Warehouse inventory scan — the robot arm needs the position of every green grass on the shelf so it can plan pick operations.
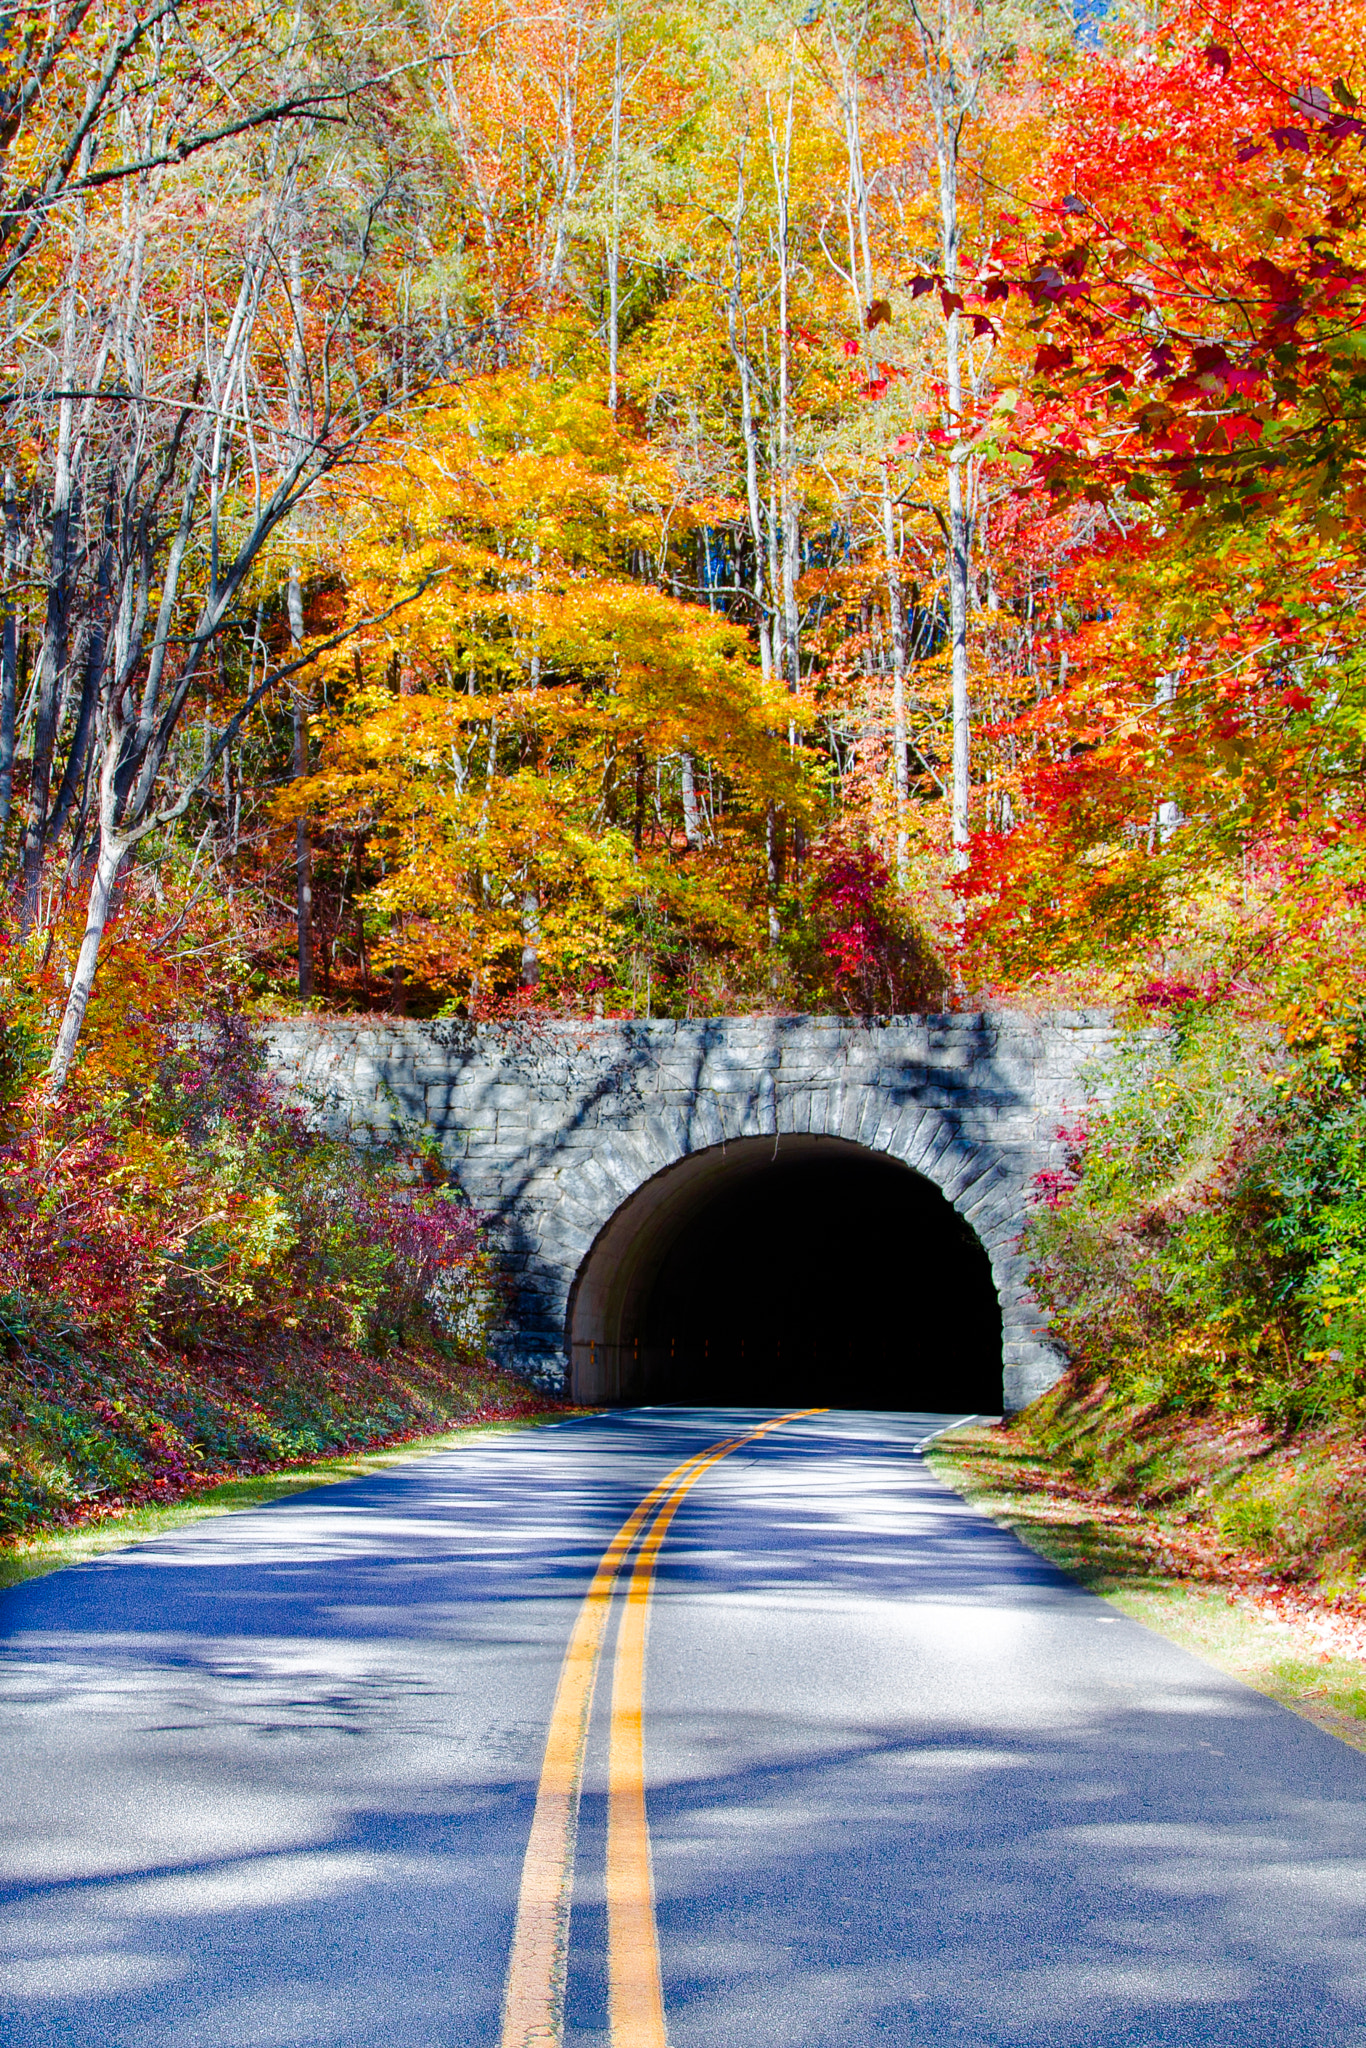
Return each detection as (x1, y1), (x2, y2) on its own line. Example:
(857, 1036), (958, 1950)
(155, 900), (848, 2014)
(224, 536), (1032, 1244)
(928, 1423), (1366, 1755)
(0, 1411), (579, 1590)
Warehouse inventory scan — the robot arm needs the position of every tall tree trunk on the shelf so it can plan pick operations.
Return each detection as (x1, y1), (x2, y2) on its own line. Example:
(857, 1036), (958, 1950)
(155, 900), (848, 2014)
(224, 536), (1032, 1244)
(925, 15), (973, 858)
(726, 175), (772, 682)
(284, 216), (314, 1005)
(20, 143), (112, 924)
(946, 431), (971, 857)
(0, 470), (18, 833)
(518, 559), (542, 987)
(767, 467), (782, 682)
(768, 70), (800, 694)
(288, 560), (313, 1001)
(882, 486), (910, 887)
(830, 20), (910, 887)
(47, 509), (112, 848)
(47, 828), (126, 1091)
(520, 888), (541, 987)
(681, 751), (702, 849)
(1155, 671), (1183, 843)
(21, 432), (76, 927)
(606, 0), (623, 413)
(765, 799), (782, 973)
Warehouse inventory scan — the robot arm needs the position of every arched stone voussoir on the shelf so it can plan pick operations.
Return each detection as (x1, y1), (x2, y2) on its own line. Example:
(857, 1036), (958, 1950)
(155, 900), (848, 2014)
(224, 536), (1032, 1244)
(900, 1110), (955, 1175)
(939, 1148), (1000, 1207)
(877, 1104), (926, 1160)
(956, 1159), (1019, 1208)
(588, 1136), (671, 1194)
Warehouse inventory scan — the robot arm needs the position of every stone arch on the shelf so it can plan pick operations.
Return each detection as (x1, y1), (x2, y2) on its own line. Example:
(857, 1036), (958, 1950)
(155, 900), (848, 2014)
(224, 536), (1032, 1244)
(557, 1110), (1031, 1410)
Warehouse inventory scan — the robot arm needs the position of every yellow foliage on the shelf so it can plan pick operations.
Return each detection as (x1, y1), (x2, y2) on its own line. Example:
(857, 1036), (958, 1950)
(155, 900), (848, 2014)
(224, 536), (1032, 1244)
(284, 369), (816, 1005)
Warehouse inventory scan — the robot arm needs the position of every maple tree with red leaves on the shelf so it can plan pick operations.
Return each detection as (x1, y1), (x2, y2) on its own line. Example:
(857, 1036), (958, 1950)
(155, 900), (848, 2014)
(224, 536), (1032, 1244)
(948, 0), (1366, 1008)
(1012, 5), (1366, 520)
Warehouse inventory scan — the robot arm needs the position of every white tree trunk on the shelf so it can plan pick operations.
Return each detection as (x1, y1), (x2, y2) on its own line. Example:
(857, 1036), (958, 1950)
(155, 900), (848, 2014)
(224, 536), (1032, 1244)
(926, 8), (974, 859)
(1155, 671), (1184, 842)
(765, 799), (782, 969)
(769, 72), (800, 695)
(0, 468), (18, 831)
(289, 559), (313, 1001)
(726, 176), (772, 683)
(607, 0), (623, 412)
(831, 15), (909, 885)
(520, 888), (541, 987)
(882, 485), (910, 887)
(47, 831), (126, 1091)
(681, 751), (702, 848)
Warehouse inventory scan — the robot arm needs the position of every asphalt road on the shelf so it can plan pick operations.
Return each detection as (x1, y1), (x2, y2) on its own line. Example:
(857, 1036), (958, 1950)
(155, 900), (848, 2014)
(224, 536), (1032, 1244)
(3, 1407), (1366, 2047)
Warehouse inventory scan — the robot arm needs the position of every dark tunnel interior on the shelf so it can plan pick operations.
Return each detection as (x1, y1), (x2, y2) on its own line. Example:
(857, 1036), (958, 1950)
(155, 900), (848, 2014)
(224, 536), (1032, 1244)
(568, 1138), (1003, 1413)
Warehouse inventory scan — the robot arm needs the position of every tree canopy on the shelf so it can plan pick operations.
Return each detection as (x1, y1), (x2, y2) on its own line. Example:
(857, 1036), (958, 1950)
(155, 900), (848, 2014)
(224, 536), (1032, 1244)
(0, 0), (1359, 1074)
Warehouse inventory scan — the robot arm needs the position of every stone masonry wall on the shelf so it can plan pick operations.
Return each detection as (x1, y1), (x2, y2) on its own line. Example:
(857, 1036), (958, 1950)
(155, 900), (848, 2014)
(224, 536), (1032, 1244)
(262, 1011), (1115, 1410)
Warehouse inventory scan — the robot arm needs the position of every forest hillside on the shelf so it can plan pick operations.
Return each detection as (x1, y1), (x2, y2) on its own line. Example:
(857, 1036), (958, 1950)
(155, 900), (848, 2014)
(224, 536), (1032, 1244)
(3, 0), (1366, 1597)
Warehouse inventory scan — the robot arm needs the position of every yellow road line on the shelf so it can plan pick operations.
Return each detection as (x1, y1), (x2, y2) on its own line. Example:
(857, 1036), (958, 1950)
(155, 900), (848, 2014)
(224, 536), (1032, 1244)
(500, 1411), (823, 2048)
(606, 1411), (827, 2048)
(499, 1439), (739, 2048)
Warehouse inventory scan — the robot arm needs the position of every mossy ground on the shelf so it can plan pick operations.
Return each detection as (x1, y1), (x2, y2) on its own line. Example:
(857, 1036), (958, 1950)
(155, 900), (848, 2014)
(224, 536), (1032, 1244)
(929, 1421), (1366, 1755)
(1, 1297), (571, 1543)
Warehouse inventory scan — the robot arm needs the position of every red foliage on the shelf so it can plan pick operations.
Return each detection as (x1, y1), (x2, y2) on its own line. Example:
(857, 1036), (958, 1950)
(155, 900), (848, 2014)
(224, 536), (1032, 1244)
(807, 843), (941, 1016)
(1033, 1119), (1090, 1211)
(0, 1123), (170, 1330)
(994, 0), (1366, 513)
(816, 847), (893, 984)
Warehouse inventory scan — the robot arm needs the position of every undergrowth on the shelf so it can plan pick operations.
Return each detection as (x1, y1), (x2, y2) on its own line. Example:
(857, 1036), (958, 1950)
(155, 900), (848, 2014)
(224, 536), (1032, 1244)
(0, 1310), (555, 1539)
(1015, 997), (1366, 1599)
(1009, 1374), (1366, 1598)
(0, 1003), (544, 1541)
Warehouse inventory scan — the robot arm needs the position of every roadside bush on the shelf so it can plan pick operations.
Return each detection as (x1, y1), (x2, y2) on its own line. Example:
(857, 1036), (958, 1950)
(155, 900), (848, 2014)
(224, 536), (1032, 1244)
(0, 1009), (515, 1538)
(1026, 1002), (1366, 1428)
(0, 1014), (486, 1356)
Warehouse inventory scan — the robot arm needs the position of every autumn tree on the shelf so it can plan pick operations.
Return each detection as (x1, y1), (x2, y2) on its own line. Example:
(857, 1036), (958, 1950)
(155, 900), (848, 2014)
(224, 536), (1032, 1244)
(287, 370), (810, 1009)
(0, 4), (455, 1084)
(959, 0), (1366, 1013)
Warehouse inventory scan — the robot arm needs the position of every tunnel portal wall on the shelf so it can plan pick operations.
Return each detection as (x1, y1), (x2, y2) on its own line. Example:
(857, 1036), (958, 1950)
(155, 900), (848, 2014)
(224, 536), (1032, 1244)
(263, 1013), (1114, 1412)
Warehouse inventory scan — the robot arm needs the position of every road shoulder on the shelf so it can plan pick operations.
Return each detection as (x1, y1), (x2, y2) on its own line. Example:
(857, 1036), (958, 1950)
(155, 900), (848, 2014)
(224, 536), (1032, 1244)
(927, 1422), (1366, 1755)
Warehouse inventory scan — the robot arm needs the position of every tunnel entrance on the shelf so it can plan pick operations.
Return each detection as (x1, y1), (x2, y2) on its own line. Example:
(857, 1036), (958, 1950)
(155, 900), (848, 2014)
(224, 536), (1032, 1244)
(567, 1136), (1002, 1411)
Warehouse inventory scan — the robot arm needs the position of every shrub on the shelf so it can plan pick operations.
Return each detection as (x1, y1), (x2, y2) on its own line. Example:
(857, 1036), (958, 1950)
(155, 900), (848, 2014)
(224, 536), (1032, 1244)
(1026, 1003), (1366, 1426)
(790, 841), (943, 1017)
(0, 1014), (488, 1357)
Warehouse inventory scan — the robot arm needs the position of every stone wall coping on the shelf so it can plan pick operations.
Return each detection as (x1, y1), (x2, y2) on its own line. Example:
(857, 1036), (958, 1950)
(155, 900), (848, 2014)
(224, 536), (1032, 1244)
(260, 1007), (1115, 1039)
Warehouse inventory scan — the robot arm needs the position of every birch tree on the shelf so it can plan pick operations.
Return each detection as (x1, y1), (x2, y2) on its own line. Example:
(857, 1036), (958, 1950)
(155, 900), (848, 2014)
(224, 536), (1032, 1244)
(905, 0), (988, 860)
(5, 15), (437, 1088)
(824, 1), (913, 888)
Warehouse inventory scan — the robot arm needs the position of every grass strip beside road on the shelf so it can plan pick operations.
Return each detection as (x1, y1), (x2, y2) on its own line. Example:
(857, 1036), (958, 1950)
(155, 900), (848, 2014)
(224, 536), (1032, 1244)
(0, 1412), (584, 1591)
(928, 1422), (1366, 1755)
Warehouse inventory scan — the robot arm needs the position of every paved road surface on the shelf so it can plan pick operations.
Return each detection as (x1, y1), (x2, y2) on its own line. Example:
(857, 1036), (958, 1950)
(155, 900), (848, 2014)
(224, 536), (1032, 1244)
(3, 1408), (1366, 2046)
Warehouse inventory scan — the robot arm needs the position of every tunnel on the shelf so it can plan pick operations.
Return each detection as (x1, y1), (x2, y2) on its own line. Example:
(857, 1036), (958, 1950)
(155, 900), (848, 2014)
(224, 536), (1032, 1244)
(566, 1135), (1003, 1412)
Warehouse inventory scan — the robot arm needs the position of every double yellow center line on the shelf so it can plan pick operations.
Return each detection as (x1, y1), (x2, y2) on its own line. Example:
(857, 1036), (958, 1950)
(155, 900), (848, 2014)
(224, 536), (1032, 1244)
(500, 1411), (823, 2048)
